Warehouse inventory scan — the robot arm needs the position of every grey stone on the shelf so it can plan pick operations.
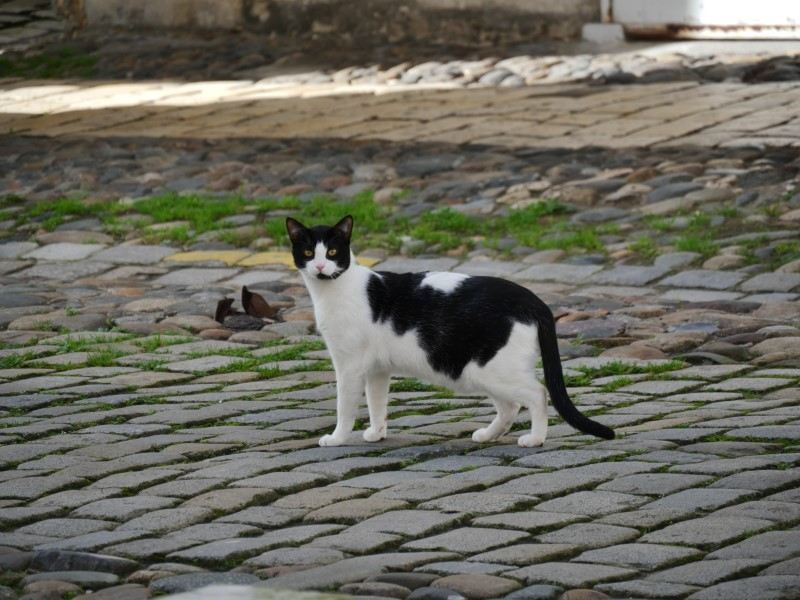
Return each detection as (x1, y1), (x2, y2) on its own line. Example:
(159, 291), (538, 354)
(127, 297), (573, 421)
(641, 488), (750, 513)
(762, 557), (800, 576)
(402, 527), (528, 553)
(18, 518), (113, 538)
(407, 587), (466, 600)
(727, 425), (800, 440)
(33, 529), (149, 552)
(503, 584), (564, 600)
(648, 182), (703, 203)
(370, 572), (438, 590)
(29, 550), (139, 575)
(346, 510), (460, 537)
(659, 270), (746, 290)
(167, 522), (261, 543)
(0, 241), (38, 258)
(508, 562), (636, 587)
(455, 260), (525, 277)
(419, 492), (532, 514)
(714, 500), (800, 524)
(23, 243), (105, 261)
(515, 264), (602, 282)
(537, 523), (639, 549)
(598, 579), (699, 599)
(244, 547), (345, 568)
(168, 524), (342, 563)
(740, 273), (800, 292)
(473, 511), (584, 532)
(260, 552), (456, 590)
(307, 529), (401, 554)
(164, 355), (249, 373)
(641, 516), (773, 547)
(0, 475), (86, 500)
(649, 558), (770, 585)
(154, 268), (239, 286)
(92, 245), (175, 264)
(574, 543), (702, 571)
(219, 506), (307, 527)
(512, 450), (624, 469)
(591, 266), (670, 286)
(706, 377), (793, 392)
(708, 468), (800, 492)
(72, 496), (177, 521)
(72, 583), (150, 600)
(492, 462), (660, 498)
(150, 573), (260, 594)
(430, 573), (520, 598)
(23, 570), (119, 588)
(655, 252), (700, 270)
(707, 530), (800, 561)
(470, 544), (576, 566)
(118, 507), (213, 533)
(687, 575), (800, 600)
(596, 473), (712, 495)
(340, 581), (412, 599)
(535, 491), (648, 515)
(377, 258), (459, 273)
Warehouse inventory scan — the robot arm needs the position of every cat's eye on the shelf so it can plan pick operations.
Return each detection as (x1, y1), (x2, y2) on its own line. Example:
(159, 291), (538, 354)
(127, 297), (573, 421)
(327, 249), (337, 257)
(303, 250), (313, 257)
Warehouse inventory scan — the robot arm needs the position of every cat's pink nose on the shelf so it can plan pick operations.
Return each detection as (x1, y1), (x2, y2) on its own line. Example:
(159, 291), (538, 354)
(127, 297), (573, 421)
(314, 263), (325, 272)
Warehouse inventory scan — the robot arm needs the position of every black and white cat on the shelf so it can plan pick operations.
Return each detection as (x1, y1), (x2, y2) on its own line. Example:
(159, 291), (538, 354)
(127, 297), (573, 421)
(286, 215), (614, 448)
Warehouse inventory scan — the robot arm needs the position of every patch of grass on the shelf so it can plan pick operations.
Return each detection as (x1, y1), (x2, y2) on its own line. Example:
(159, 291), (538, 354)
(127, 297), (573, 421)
(598, 376), (635, 393)
(629, 236), (659, 261)
(264, 192), (386, 243)
(256, 341), (326, 361)
(674, 234), (717, 258)
(771, 240), (800, 270)
(410, 209), (479, 251)
(390, 378), (442, 393)
(54, 335), (129, 353)
(0, 47), (97, 79)
(135, 335), (194, 352)
(0, 352), (38, 369)
(134, 192), (246, 234)
(565, 360), (686, 387)
(21, 197), (116, 231)
(86, 350), (125, 367)
(141, 225), (191, 245)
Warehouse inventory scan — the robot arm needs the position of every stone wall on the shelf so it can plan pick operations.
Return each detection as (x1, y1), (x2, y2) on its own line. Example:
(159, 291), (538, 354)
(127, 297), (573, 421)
(62, 0), (600, 43)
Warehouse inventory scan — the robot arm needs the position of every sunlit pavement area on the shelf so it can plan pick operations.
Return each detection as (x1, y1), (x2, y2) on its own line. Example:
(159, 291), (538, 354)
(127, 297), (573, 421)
(0, 10), (800, 600)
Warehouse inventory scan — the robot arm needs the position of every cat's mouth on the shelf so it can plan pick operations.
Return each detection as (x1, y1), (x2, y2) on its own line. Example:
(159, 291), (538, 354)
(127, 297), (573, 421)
(316, 270), (342, 281)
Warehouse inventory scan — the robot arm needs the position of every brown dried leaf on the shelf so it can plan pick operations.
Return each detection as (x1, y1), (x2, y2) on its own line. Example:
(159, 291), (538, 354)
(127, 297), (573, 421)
(242, 286), (278, 319)
(214, 298), (234, 324)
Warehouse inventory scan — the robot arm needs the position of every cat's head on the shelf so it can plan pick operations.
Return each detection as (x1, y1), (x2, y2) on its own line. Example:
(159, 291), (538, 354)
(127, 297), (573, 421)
(285, 215), (353, 280)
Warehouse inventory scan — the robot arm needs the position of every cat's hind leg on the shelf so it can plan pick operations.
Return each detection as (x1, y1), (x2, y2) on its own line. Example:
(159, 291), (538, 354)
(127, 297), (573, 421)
(517, 379), (548, 448)
(363, 370), (390, 442)
(319, 367), (365, 447)
(472, 396), (520, 443)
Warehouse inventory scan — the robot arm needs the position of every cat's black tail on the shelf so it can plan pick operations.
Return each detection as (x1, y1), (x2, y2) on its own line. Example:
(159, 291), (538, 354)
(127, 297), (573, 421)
(536, 310), (615, 440)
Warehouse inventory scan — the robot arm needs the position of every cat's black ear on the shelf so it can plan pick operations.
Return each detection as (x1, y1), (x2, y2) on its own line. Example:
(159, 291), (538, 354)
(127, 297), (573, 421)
(334, 215), (353, 242)
(286, 217), (307, 244)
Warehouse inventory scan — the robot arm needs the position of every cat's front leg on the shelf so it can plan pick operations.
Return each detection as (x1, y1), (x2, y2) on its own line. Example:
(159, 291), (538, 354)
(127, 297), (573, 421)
(363, 371), (390, 442)
(319, 368), (364, 447)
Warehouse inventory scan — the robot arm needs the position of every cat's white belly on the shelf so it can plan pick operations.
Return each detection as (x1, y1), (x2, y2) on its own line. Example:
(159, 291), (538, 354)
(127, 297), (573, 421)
(371, 320), (540, 396)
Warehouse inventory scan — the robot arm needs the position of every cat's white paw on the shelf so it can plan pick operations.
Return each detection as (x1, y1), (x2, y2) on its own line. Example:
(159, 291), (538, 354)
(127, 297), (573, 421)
(363, 426), (386, 443)
(319, 433), (346, 447)
(472, 428), (494, 443)
(518, 433), (546, 448)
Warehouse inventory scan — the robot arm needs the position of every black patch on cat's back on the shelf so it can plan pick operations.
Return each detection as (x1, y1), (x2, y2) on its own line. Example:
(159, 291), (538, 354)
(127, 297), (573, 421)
(366, 272), (543, 379)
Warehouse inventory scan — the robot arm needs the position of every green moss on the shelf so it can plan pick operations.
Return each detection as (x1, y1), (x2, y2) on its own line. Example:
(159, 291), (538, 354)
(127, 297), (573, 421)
(0, 47), (96, 79)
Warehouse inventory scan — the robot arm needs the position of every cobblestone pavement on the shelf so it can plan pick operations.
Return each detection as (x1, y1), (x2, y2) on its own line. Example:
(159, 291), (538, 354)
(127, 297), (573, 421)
(1, 35), (800, 600)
